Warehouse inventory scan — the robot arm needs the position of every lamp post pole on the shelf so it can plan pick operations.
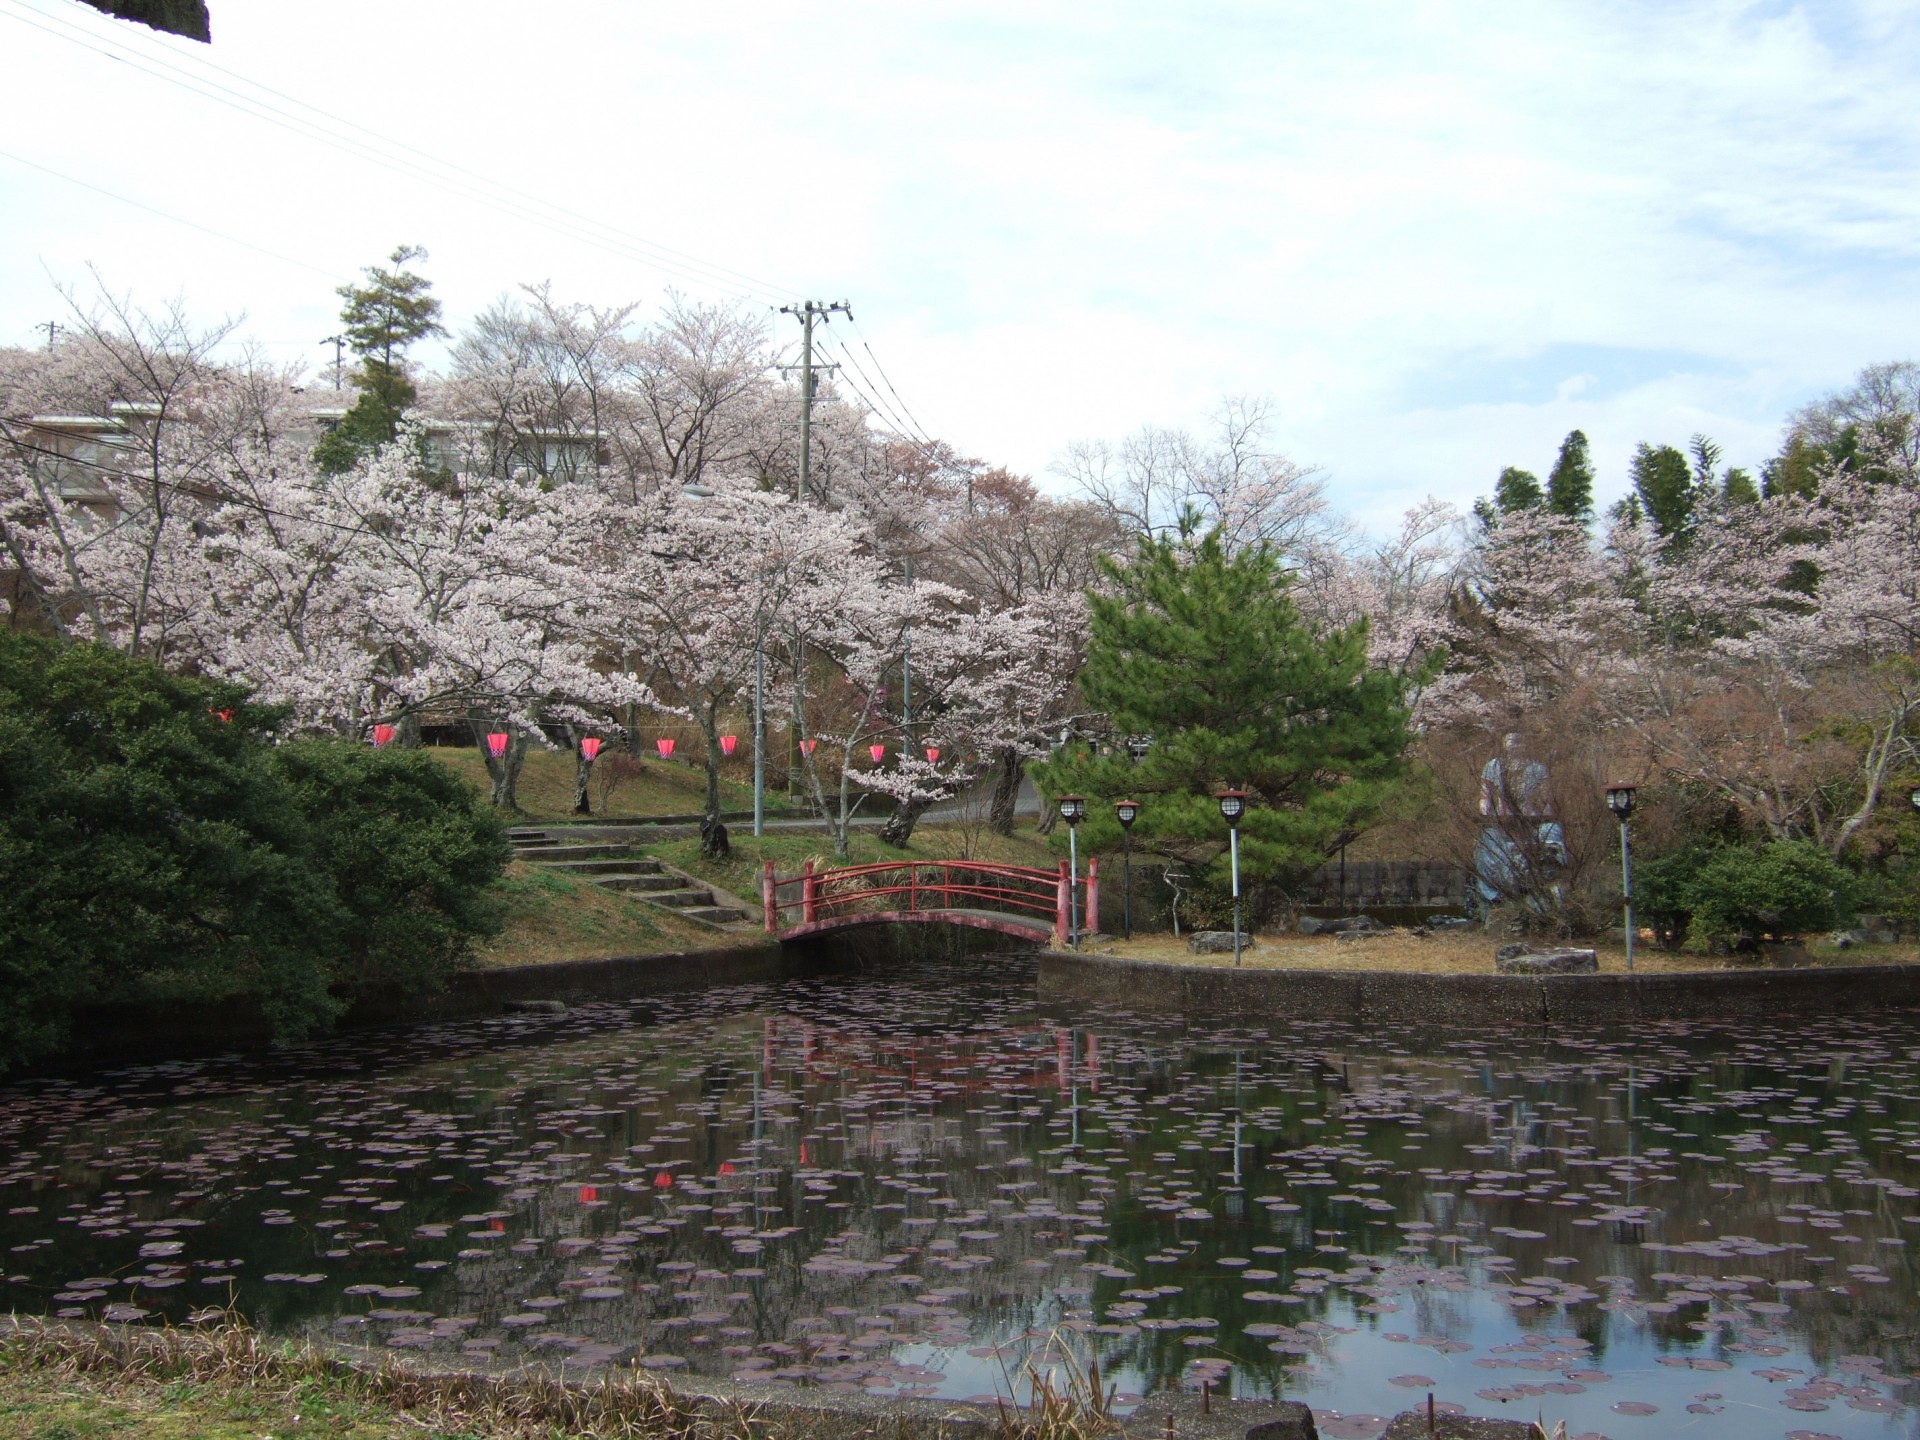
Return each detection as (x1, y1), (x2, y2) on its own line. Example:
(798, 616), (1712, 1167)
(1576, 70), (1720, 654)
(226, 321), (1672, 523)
(1605, 783), (1638, 972)
(1218, 790), (1247, 967)
(1115, 800), (1139, 941)
(1060, 796), (1087, 948)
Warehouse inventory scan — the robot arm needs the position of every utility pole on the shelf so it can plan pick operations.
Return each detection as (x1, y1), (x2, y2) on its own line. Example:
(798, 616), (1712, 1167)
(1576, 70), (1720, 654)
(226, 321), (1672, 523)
(777, 300), (849, 798)
(321, 334), (347, 389)
(778, 300), (849, 503)
(36, 321), (60, 350)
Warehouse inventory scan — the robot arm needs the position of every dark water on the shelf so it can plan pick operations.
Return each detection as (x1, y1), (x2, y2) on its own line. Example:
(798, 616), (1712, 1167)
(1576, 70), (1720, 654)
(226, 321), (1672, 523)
(4, 957), (1920, 1440)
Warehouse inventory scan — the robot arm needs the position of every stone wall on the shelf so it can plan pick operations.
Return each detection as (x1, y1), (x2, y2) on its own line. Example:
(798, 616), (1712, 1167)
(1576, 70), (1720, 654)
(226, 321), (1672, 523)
(1037, 949), (1920, 1026)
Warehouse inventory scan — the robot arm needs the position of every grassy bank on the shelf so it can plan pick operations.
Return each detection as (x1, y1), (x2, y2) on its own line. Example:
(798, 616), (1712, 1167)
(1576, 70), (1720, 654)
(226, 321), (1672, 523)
(0, 1314), (741, 1440)
(477, 861), (737, 967)
(430, 746), (786, 824)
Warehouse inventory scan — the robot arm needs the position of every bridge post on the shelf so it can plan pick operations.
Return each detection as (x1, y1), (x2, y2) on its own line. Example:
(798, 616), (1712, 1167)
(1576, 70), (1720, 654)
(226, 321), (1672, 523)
(1055, 861), (1070, 948)
(802, 861), (817, 924)
(762, 861), (777, 934)
(1086, 856), (1100, 940)
(909, 862), (918, 913)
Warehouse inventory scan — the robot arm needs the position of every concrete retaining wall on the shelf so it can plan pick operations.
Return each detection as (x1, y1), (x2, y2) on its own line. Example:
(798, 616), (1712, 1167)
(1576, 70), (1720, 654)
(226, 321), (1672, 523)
(41, 943), (794, 1072)
(1036, 949), (1920, 1025)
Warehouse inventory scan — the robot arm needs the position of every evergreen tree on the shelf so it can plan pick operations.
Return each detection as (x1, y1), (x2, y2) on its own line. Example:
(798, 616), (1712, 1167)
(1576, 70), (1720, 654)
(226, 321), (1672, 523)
(1720, 466), (1760, 506)
(1545, 429), (1595, 519)
(1494, 466), (1544, 514)
(1031, 530), (1410, 896)
(314, 245), (445, 474)
(1629, 442), (1697, 541)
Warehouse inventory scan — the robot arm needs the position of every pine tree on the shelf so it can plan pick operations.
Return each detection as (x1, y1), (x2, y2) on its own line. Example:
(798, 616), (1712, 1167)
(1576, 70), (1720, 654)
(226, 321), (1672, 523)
(1031, 530), (1410, 894)
(314, 246), (446, 474)
(1494, 466), (1544, 514)
(1545, 429), (1595, 519)
(1629, 442), (1697, 542)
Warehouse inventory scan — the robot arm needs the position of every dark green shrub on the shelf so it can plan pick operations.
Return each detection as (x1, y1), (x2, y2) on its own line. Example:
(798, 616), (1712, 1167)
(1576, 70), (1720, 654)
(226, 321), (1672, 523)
(1639, 839), (1857, 949)
(270, 740), (509, 990)
(0, 635), (342, 1065)
(0, 636), (511, 1070)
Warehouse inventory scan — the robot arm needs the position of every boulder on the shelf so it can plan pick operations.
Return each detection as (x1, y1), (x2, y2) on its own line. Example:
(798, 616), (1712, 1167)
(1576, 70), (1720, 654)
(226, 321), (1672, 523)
(1189, 930), (1255, 955)
(1494, 946), (1598, 975)
(1860, 913), (1901, 944)
(1300, 914), (1385, 936)
(1829, 928), (1867, 949)
(1426, 915), (1474, 932)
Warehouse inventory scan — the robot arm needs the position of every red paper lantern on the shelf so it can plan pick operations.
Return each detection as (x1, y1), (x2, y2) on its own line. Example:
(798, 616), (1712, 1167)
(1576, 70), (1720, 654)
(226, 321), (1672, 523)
(799, 739), (817, 757)
(656, 737), (676, 759)
(925, 746), (940, 763)
(372, 724), (396, 747)
(653, 1171), (673, 1189)
(579, 1184), (599, 1203)
(486, 731), (509, 759)
(869, 744), (887, 763)
(719, 734), (738, 756)
(209, 708), (233, 724)
(581, 737), (603, 762)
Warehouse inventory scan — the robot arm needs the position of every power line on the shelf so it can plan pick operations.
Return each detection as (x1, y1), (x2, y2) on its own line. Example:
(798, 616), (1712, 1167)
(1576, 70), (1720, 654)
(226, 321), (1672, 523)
(848, 316), (943, 451)
(0, 147), (347, 281)
(0, 0), (805, 306)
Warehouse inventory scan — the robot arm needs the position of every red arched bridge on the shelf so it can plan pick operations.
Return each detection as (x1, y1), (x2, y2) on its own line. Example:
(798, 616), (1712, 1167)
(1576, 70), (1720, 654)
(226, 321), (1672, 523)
(761, 858), (1097, 945)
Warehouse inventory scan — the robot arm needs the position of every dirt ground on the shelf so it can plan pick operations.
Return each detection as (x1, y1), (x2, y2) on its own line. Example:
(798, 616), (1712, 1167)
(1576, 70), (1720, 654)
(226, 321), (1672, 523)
(1078, 927), (1920, 974)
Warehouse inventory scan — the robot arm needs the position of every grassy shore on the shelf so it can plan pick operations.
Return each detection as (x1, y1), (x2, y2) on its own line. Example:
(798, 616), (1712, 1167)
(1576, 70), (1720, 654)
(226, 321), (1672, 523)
(475, 861), (740, 967)
(0, 1314), (743, 1440)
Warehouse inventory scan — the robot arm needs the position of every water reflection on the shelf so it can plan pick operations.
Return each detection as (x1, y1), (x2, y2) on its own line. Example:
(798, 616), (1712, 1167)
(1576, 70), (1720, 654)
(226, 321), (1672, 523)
(2, 957), (1918, 1440)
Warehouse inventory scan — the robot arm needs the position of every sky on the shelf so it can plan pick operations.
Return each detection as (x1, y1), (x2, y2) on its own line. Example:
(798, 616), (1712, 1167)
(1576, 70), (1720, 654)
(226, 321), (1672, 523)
(2, 0), (1917, 527)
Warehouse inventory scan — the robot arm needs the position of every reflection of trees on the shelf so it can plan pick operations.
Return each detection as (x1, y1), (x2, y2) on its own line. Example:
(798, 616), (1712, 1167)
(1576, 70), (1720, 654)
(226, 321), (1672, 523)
(4, 973), (1920, 1406)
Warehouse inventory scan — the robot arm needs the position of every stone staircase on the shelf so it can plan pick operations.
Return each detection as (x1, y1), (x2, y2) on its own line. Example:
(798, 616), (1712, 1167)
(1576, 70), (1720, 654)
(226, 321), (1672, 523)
(507, 830), (750, 927)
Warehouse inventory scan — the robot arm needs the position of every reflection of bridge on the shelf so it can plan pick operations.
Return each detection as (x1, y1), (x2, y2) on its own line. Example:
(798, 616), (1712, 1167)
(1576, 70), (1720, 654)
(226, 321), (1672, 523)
(760, 858), (1097, 946)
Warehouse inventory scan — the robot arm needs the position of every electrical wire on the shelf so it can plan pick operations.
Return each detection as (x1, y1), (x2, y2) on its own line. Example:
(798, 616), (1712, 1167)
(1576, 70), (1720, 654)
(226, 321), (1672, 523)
(0, 147), (348, 282)
(848, 315), (943, 452)
(0, 0), (805, 306)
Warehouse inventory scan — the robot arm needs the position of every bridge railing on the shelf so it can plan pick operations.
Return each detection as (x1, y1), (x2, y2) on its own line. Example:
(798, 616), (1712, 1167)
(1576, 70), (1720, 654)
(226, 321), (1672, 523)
(761, 858), (1099, 944)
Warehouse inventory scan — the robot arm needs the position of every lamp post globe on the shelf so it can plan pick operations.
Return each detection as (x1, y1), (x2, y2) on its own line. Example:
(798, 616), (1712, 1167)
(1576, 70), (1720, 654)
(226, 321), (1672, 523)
(1115, 800), (1140, 941)
(1910, 786), (1920, 813)
(1215, 790), (1248, 966)
(1059, 796), (1086, 949)
(1605, 783), (1637, 820)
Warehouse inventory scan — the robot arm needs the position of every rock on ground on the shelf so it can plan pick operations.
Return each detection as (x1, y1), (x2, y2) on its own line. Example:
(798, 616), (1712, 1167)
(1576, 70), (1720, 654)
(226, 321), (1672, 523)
(1189, 930), (1256, 955)
(1493, 946), (1598, 975)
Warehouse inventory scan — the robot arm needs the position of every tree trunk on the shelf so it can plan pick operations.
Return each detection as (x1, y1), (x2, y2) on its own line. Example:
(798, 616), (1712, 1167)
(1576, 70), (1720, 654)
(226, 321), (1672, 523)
(396, 710), (422, 749)
(880, 796), (933, 848)
(698, 700), (724, 825)
(567, 724), (592, 815)
(469, 712), (528, 811)
(989, 748), (1024, 837)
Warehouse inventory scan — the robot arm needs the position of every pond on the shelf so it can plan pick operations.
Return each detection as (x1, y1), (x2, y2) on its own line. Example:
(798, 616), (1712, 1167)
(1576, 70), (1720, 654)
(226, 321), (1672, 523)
(3, 955), (1919, 1440)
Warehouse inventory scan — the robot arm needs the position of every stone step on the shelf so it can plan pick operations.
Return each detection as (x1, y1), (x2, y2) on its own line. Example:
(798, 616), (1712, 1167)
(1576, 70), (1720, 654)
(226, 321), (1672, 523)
(590, 873), (687, 894)
(534, 856), (663, 876)
(506, 827), (556, 842)
(648, 888), (718, 908)
(510, 843), (638, 863)
(682, 905), (749, 925)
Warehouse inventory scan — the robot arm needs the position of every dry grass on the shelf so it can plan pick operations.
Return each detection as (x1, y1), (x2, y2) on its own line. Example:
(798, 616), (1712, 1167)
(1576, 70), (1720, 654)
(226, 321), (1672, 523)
(1082, 928), (1920, 974)
(0, 1312), (744, 1439)
(478, 862), (739, 968)
(0, 1314), (1119, 1440)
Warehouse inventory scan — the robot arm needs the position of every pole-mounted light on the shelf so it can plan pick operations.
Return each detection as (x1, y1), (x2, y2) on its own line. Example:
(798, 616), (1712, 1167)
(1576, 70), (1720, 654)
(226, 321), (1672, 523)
(1125, 734), (1153, 763)
(1605, 783), (1638, 972)
(1217, 790), (1247, 966)
(1059, 796), (1087, 948)
(1115, 800), (1140, 942)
